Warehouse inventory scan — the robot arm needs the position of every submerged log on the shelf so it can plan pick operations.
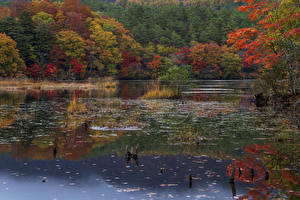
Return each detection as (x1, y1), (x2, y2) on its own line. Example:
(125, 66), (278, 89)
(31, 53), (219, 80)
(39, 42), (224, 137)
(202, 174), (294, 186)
(53, 146), (57, 158)
(255, 93), (269, 107)
(125, 144), (139, 167)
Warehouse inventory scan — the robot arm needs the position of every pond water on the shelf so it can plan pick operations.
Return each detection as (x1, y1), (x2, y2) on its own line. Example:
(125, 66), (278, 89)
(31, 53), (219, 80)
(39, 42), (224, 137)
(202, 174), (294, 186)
(0, 80), (299, 200)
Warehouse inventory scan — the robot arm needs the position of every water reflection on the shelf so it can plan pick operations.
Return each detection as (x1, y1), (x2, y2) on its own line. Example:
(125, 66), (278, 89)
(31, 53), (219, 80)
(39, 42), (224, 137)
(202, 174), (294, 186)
(0, 80), (298, 199)
(227, 142), (300, 199)
(0, 154), (252, 200)
(125, 144), (139, 167)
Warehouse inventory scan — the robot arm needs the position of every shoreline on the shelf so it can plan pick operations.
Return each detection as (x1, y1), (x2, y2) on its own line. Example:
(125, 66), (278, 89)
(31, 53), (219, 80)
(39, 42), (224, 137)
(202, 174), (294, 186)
(0, 78), (254, 90)
(0, 78), (117, 91)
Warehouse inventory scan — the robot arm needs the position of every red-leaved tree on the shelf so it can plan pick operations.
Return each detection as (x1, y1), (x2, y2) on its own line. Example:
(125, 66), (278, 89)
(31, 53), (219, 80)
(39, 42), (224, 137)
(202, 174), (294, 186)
(70, 59), (83, 76)
(44, 63), (57, 79)
(28, 63), (43, 80)
(227, 0), (299, 94)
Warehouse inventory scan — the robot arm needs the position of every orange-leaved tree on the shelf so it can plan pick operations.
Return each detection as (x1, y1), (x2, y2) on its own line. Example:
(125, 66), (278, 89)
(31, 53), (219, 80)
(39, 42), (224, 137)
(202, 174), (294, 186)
(227, 0), (299, 95)
(147, 55), (162, 78)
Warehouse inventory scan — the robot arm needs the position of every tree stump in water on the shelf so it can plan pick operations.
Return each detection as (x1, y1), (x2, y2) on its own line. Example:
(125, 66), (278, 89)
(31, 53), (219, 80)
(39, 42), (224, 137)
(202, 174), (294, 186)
(255, 93), (269, 107)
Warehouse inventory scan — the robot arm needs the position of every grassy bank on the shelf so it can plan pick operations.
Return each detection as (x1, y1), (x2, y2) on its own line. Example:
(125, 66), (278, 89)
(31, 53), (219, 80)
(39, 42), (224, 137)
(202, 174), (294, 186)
(0, 78), (117, 91)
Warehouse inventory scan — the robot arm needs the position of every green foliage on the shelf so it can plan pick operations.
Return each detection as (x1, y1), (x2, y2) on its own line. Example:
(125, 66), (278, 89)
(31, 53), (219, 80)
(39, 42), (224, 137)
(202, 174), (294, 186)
(18, 11), (37, 65)
(253, 61), (290, 97)
(158, 65), (191, 86)
(0, 1), (8, 6)
(56, 30), (86, 61)
(0, 17), (22, 41)
(84, 1), (253, 47)
(0, 16), (35, 65)
(32, 12), (55, 25)
(34, 23), (55, 65)
(19, 11), (36, 45)
(220, 52), (242, 79)
(160, 57), (174, 73)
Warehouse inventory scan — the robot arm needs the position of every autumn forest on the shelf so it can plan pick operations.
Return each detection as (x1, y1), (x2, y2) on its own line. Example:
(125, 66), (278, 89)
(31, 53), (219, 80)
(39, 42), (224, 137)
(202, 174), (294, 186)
(0, 0), (299, 199)
(0, 0), (297, 93)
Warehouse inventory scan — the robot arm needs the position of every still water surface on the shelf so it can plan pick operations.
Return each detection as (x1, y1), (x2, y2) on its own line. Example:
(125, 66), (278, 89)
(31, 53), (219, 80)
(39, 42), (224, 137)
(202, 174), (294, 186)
(0, 80), (299, 200)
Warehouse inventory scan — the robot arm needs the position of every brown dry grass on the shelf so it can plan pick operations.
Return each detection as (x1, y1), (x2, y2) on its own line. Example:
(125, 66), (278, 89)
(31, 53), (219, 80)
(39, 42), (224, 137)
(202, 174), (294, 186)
(0, 77), (117, 91)
(141, 87), (180, 99)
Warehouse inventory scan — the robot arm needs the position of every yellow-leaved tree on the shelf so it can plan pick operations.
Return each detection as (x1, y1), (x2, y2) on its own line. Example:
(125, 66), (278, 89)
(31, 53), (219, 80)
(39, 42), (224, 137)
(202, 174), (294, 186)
(0, 33), (25, 77)
(88, 17), (121, 75)
(56, 30), (86, 78)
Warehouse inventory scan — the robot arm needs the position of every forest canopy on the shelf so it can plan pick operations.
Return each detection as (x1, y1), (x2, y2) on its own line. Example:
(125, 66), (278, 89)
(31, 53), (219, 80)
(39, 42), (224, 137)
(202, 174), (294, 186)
(1, 0), (297, 85)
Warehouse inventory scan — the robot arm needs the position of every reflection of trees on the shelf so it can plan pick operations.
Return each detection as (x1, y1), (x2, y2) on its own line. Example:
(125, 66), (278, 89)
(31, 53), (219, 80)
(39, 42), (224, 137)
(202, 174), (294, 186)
(62, 94), (88, 131)
(90, 98), (144, 129)
(227, 142), (300, 199)
(188, 93), (241, 104)
(168, 108), (261, 146)
(119, 81), (148, 99)
(0, 91), (25, 128)
(0, 85), (298, 165)
(120, 82), (130, 99)
(0, 94), (127, 160)
(0, 91), (133, 160)
(0, 110), (18, 129)
(0, 91), (26, 105)
(0, 124), (121, 161)
(89, 98), (297, 159)
(0, 126), (91, 160)
(0, 91), (61, 147)
(225, 106), (300, 199)
(54, 126), (93, 161)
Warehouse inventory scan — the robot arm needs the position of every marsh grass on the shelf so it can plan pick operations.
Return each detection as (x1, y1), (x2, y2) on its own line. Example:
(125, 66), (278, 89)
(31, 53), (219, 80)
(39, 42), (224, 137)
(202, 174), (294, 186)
(0, 77), (118, 91)
(98, 77), (117, 89)
(142, 86), (181, 99)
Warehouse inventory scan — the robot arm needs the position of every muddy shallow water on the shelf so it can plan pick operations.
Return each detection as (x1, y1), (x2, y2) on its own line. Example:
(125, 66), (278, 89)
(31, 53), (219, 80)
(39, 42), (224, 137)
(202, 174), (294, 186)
(0, 80), (299, 200)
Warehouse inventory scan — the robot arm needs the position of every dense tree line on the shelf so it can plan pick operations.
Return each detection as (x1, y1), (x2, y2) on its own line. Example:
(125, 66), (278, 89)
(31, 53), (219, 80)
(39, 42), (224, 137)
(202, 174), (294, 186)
(0, 0), (147, 79)
(83, 0), (253, 47)
(0, 0), (248, 80)
(113, 0), (234, 7)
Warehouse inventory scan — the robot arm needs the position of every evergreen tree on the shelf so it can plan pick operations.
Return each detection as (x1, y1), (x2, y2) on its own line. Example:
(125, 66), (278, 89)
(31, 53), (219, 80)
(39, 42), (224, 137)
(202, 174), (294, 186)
(34, 24), (55, 65)
(18, 11), (37, 65)
(0, 17), (23, 42)
(0, 16), (34, 65)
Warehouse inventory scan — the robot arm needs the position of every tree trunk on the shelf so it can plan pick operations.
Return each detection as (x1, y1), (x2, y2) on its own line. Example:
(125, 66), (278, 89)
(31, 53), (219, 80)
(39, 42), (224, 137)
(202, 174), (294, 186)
(288, 63), (296, 95)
